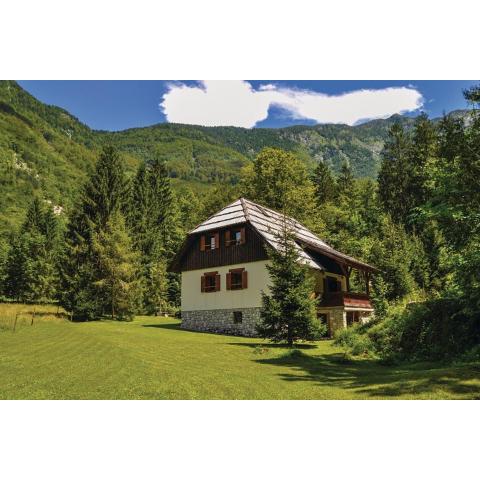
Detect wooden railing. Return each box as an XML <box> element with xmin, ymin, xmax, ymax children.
<box><xmin>319</xmin><ymin>291</ymin><xmax>373</xmax><ymax>309</ymax></box>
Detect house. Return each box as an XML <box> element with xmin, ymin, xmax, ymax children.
<box><xmin>168</xmin><ymin>198</ymin><xmax>378</xmax><ymax>337</ymax></box>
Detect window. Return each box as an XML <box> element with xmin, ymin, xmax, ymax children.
<box><xmin>200</xmin><ymin>232</ymin><xmax>219</xmax><ymax>251</ymax></box>
<box><xmin>227</xmin><ymin>268</ymin><xmax>248</xmax><ymax>290</ymax></box>
<box><xmin>233</xmin><ymin>311</ymin><xmax>243</xmax><ymax>324</ymax></box>
<box><xmin>225</xmin><ymin>227</ymin><xmax>245</xmax><ymax>246</ymax></box>
<box><xmin>201</xmin><ymin>271</ymin><xmax>220</xmax><ymax>292</ymax></box>
<box><xmin>325</xmin><ymin>276</ymin><xmax>342</xmax><ymax>293</ymax></box>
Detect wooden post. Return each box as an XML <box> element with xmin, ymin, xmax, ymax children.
<box><xmin>13</xmin><ymin>313</ymin><xmax>19</xmax><ymax>333</ymax></box>
<box><xmin>31</xmin><ymin>308</ymin><xmax>36</xmax><ymax>326</ymax></box>
<box><xmin>365</xmin><ymin>272</ymin><xmax>370</xmax><ymax>296</ymax></box>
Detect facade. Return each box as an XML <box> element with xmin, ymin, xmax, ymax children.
<box><xmin>169</xmin><ymin>198</ymin><xmax>378</xmax><ymax>337</ymax></box>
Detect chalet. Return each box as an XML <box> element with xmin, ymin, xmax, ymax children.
<box><xmin>168</xmin><ymin>198</ymin><xmax>378</xmax><ymax>337</ymax></box>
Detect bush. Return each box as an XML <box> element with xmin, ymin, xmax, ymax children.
<box><xmin>363</xmin><ymin>298</ymin><xmax>480</xmax><ymax>361</ymax></box>
<box><xmin>333</xmin><ymin>325</ymin><xmax>374</xmax><ymax>357</ymax></box>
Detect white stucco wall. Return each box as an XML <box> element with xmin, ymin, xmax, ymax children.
<box><xmin>181</xmin><ymin>260</ymin><xmax>271</xmax><ymax>311</ymax></box>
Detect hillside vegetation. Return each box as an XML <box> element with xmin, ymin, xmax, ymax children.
<box><xmin>0</xmin><ymin>80</ymin><xmax>448</xmax><ymax>238</ymax></box>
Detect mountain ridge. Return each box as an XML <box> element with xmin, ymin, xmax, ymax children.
<box><xmin>0</xmin><ymin>80</ymin><xmax>470</xmax><ymax>237</ymax></box>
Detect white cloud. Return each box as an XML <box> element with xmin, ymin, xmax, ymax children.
<box><xmin>160</xmin><ymin>81</ymin><xmax>423</xmax><ymax>128</ymax></box>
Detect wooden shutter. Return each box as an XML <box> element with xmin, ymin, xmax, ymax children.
<box><xmin>200</xmin><ymin>235</ymin><xmax>206</xmax><ymax>251</ymax></box>
<box><xmin>240</xmin><ymin>227</ymin><xmax>246</xmax><ymax>244</ymax></box>
<box><xmin>242</xmin><ymin>270</ymin><xmax>248</xmax><ymax>289</ymax></box>
<box><xmin>226</xmin><ymin>272</ymin><xmax>232</xmax><ymax>290</ymax></box>
<box><xmin>215</xmin><ymin>274</ymin><xmax>221</xmax><ymax>291</ymax></box>
<box><xmin>214</xmin><ymin>232</ymin><xmax>220</xmax><ymax>249</ymax></box>
<box><xmin>201</xmin><ymin>275</ymin><xmax>206</xmax><ymax>292</ymax></box>
<box><xmin>225</xmin><ymin>230</ymin><xmax>231</xmax><ymax>247</ymax></box>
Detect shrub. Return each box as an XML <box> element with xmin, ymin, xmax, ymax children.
<box><xmin>363</xmin><ymin>298</ymin><xmax>480</xmax><ymax>361</ymax></box>
<box><xmin>333</xmin><ymin>326</ymin><xmax>374</xmax><ymax>358</ymax></box>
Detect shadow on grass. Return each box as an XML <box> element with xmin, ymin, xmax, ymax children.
<box><xmin>253</xmin><ymin>349</ymin><xmax>480</xmax><ymax>398</ymax></box>
<box><xmin>227</xmin><ymin>342</ymin><xmax>317</xmax><ymax>350</ymax></box>
<box><xmin>142</xmin><ymin>323</ymin><xmax>182</xmax><ymax>331</ymax></box>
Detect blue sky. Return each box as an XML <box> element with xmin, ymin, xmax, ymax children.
<box><xmin>18</xmin><ymin>80</ymin><xmax>478</xmax><ymax>131</ymax></box>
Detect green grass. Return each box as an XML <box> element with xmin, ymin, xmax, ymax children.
<box><xmin>0</xmin><ymin>307</ymin><xmax>479</xmax><ymax>399</ymax></box>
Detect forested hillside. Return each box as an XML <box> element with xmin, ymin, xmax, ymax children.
<box><xmin>0</xmin><ymin>80</ymin><xmax>468</xmax><ymax>239</ymax></box>
<box><xmin>1</xmin><ymin>80</ymin><xmax>479</xmax><ymax>364</ymax></box>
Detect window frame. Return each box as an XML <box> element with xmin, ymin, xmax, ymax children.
<box><xmin>226</xmin><ymin>267</ymin><xmax>248</xmax><ymax>291</ymax></box>
<box><xmin>201</xmin><ymin>271</ymin><xmax>220</xmax><ymax>293</ymax></box>
<box><xmin>225</xmin><ymin>227</ymin><xmax>245</xmax><ymax>247</ymax></box>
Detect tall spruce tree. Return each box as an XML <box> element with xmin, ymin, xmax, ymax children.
<box><xmin>378</xmin><ymin>123</ymin><xmax>412</xmax><ymax>224</ymax></box>
<box><xmin>92</xmin><ymin>211</ymin><xmax>139</xmax><ymax>320</ymax></box>
<box><xmin>337</xmin><ymin>160</ymin><xmax>355</xmax><ymax>198</ymax></box>
<box><xmin>127</xmin><ymin>157</ymin><xmax>177</xmax><ymax>314</ymax></box>
<box><xmin>4</xmin><ymin>198</ymin><xmax>59</xmax><ymax>302</ymax></box>
<box><xmin>256</xmin><ymin>217</ymin><xmax>324</xmax><ymax>347</ymax></box>
<box><xmin>312</xmin><ymin>161</ymin><xmax>336</xmax><ymax>205</ymax></box>
<box><xmin>59</xmin><ymin>145</ymin><xmax>132</xmax><ymax>320</ymax></box>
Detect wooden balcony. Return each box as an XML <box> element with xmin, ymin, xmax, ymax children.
<box><xmin>319</xmin><ymin>291</ymin><xmax>373</xmax><ymax>309</ymax></box>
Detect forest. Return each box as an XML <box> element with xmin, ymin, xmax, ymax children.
<box><xmin>0</xmin><ymin>83</ymin><xmax>479</xmax><ymax>364</ymax></box>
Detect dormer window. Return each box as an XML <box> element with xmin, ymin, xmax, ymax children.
<box><xmin>225</xmin><ymin>227</ymin><xmax>245</xmax><ymax>246</ymax></box>
<box><xmin>200</xmin><ymin>232</ymin><xmax>219</xmax><ymax>251</ymax></box>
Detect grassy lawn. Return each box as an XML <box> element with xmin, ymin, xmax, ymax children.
<box><xmin>0</xmin><ymin>305</ymin><xmax>479</xmax><ymax>399</ymax></box>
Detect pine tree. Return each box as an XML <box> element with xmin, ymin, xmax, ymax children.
<box><xmin>378</xmin><ymin>123</ymin><xmax>412</xmax><ymax>224</ymax></box>
<box><xmin>92</xmin><ymin>211</ymin><xmax>139</xmax><ymax>320</ymax></box>
<box><xmin>4</xmin><ymin>198</ymin><xmax>59</xmax><ymax>302</ymax></box>
<box><xmin>312</xmin><ymin>161</ymin><xmax>336</xmax><ymax>205</ymax></box>
<box><xmin>59</xmin><ymin>145</ymin><xmax>130</xmax><ymax>320</ymax></box>
<box><xmin>337</xmin><ymin>160</ymin><xmax>355</xmax><ymax>198</ymax></box>
<box><xmin>256</xmin><ymin>217</ymin><xmax>324</xmax><ymax>347</ymax></box>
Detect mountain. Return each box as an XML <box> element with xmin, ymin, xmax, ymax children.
<box><xmin>0</xmin><ymin>80</ymin><xmax>468</xmax><ymax>238</ymax></box>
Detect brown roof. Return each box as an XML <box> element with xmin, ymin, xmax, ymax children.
<box><xmin>174</xmin><ymin>198</ymin><xmax>378</xmax><ymax>273</ymax></box>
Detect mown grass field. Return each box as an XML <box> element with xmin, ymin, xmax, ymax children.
<box><xmin>0</xmin><ymin>304</ymin><xmax>479</xmax><ymax>399</ymax></box>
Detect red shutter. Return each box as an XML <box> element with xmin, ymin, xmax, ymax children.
<box><xmin>201</xmin><ymin>275</ymin><xmax>206</xmax><ymax>292</ymax></box>
<box><xmin>240</xmin><ymin>227</ymin><xmax>246</xmax><ymax>244</ymax></box>
<box><xmin>226</xmin><ymin>272</ymin><xmax>232</xmax><ymax>290</ymax></box>
<box><xmin>200</xmin><ymin>235</ymin><xmax>206</xmax><ymax>251</ymax></box>
<box><xmin>225</xmin><ymin>230</ymin><xmax>231</xmax><ymax>247</ymax></box>
<box><xmin>215</xmin><ymin>274</ymin><xmax>221</xmax><ymax>291</ymax></box>
<box><xmin>242</xmin><ymin>270</ymin><xmax>248</xmax><ymax>289</ymax></box>
<box><xmin>214</xmin><ymin>232</ymin><xmax>220</xmax><ymax>249</ymax></box>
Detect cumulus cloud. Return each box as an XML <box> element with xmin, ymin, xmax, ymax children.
<box><xmin>160</xmin><ymin>80</ymin><xmax>423</xmax><ymax>128</ymax></box>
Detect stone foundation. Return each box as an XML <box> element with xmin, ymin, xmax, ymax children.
<box><xmin>181</xmin><ymin>307</ymin><xmax>262</xmax><ymax>337</ymax></box>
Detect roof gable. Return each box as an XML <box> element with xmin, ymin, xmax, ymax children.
<box><xmin>182</xmin><ymin>198</ymin><xmax>377</xmax><ymax>273</ymax></box>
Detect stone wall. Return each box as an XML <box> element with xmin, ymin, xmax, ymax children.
<box><xmin>329</xmin><ymin>308</ymin><xmax>346</xmax><ymax>335</ymax></box>
<box><xmin>181</xmin><ymin>307</ymin><xmax>262</xmax><ymax>336</ymax></box>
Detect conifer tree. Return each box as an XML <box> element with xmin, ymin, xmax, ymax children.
<box><xmin>312</xmin><ymin>161</ymin><xmax>336</xmax><ymax>205</ymax></box>
<box><xmin>337</xmin><ymin>159</ymin><xmax>355</xmax><ymax>198</ymax></box>
<box><xmin>256</xmin><ymin>217</ymin><xmax>324</xmax><ymax>347</ymax></box>
<box><xmin>378</xmin><ymin>123</ymin><xmax>411</xmax><ymax>224</ymax></box>
<box><xmin>4</xmin><ymin>198</ymin><xmax>59</xmax><ymax>302</ymax></box>
<box><xmin>92</xmin><ymin>211</ymin><xmax>139</xmax><ymax>320</ymax></box>
<box><xmin>60</xmin><ymin>145</ymin><xmax>131</xmax><ymax>320</ymax></box>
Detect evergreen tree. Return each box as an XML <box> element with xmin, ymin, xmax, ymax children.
<box><xmin>312</xmin><ymin>161</ymin><xmax>336</xmax><ymax>205</ymax></box>
<box><xmin>127</xmin><ymin>157</ymin><xmax>178</xmax><ymax>314</ymax></box>
<box><xmin>337</xmin><ymin>160</ymin><xmax>355</xmax><ymax>198</ymax></box>
<box><xmin>256</xmin><ymin>217</ymin><xmax>324</xmax><ymax>347</ymax></box>
<box><xmin>378</xmin><ymin>123</ymin><xmax>411</xmax><ymax>224</ymax></box>
<box><xmin>92</xmin><ymin>211</ymin><xmax>139</xmax><ymax>320</ymax></box>
<box><xmin>4</xmin><ymin>198</ymin><xmax>59</xmax><ymax>302</ymax></box>
<box><xmin>59</xmin><ymin>145</ymin><xmax>130</xmax><ymax>320</ymax></box>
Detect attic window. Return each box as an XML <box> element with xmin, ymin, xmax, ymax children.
<box><xmin>225</xmin><ymin>227</ymin><xmax>245</xmax><ymax>246</ymax></box>
<box><xmin>200</xmin><ymin>232</ymin><xmax>219</xmax><ymax>251</ymax></box>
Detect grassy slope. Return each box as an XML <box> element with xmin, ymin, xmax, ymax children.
<box><xmin>0</xmin><ymin>308</ymin><xmax>478</xmax><ymax>400</ymax></box>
